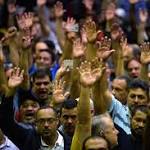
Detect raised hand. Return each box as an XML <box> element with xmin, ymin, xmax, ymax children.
<box><xmin>54</xmin><ymin>1</ymin><xmax>65</xmax><ymax>18</ymax></box>
<box><xmin>96</xmin><ymin>36</ymin><xmax>115</xmax><ymax>61</ymax></box>
<box><xmin>140</xmin><ymin>42</ymin><xmax>150</xmax><ymax>64</ymax></box>
<box><xmin>82</xmin><ymin>0</ymin><xmax>94</xmax><ymax>12</ymax></box>
<box><xmin>78</xmin><ymin>60</ymin><xmax>102</xmax><ymax>87</ymax></box>
<box><xmin>52</xmin><ymin>79</ymin><xmax>69</xmax><ymax>104</ymax></box>
<box><xmin>129</xmin><ymin>0</ymin><xmax>139</xmax><ymax>4</ymax></box>
<box><xmin>0</xmin><ymin>26</ymin><xmax>17</xmax><ymax>44</ymax></box>
<box><xmin>22</xmin><ymin>35</ymin><xmax>33</xmax><ymax>49</ymax></box>
<box><xmin>8</xmin><ymin>67</ymin><xmax>24</xmax><ymax>88</ymax></box>
<box><xmin>63</xmin><ymin>17</ymin><xmax>78</xmax><ymax>40</ymax></box>
<box><xmin>17</xmin><ymin>12</ymin><xmax>34</xmax><ymax>31</ymax></box>
<box><xmin>7</xmin><ymin>3</ymin><xmax>16</xmax><ymax>14</ymax></box>
<box><xmin>84</xmin><ymin>19</ymin><xmax>97</xmax><ymax>42</ymax></box>
<box><xmin>139</xmin><ymin>9</ymin><xmax>148</xmax><ymax>23</ymax></box>
<box><xmin>91</xmin><ymin>57</ymin><xmax>105</xmax><ymax>81</ymax></box>
<box><xmin>72</xmin><ymin>38</ymin><xmax>86</xmax><ymax>58</ymax></box>
<box><xmin>80</xmin><ymin>27</ymin><xmax>88</xmax><ymax>44</ymax></box>
<box><xmin>63</xmin><ymin>17</ymin><xmax>76</xmax><ymax>32</ymax></box>
<box><xmin>110</xmin><ymin>23</ymin><xmax>123</xmax><ymax>41</ymax></box>
<box><xmin>120</xmin><ymin>37</ymin><xmax>132</xmax><ymax>61</ymax></box>
<box><xmin>37</xmin><ymin>0</ymin><xmax>47</xmax><ymax>7</ymax></box>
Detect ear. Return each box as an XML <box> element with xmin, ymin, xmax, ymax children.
<box><xmin>99</xmin><ymin>130</ymin><xmax>104</xmax><ymax>137</ymax></box>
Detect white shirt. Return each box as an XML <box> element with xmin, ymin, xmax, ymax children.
<box><xmin>0</xmin><ymin>136</ymin><xmax>19</xmax><ymax>150</ymax></box>
<box><xmin>40</xmin><ymin>131</ymin><xmax>64</xmax><ymax>150</ymax></box>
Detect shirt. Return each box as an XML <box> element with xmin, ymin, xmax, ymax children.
<box><xmin>109</xmin><ymin>95</ymin><xmax>131</xmax><ymax>135</ymax></box>
<box><xmin>0</xmin><ymin>136</ymin><xmax>19</xmax><ymax>150</ymax></box>
<box><xmin>40</xmin><ymin>132</ymin><xmax>64</xmax><ymax>150</ymax></box>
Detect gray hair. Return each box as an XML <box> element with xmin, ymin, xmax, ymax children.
<box><xmin>92</xmin><ymin>112</ymin><xmax>111</xmax><ymax>136</ymax></box>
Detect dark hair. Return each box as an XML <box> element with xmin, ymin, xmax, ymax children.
<box><xmin>131</xmin><ymin>105</ymin><xmax>148</xmax><ymax>117</ymax></box>
<box><xmin>128</xmin><ymin>79</ymin><xmax>149</xmax><ymax>100</ymax></box>
<box><xmin>30</xmin><ymin>68</ymin><xmax>52</xmax><ymax>84</ymax></box>
<box><xmin>125</xmin><ymin>58</ymin><xmax>141</xmax><ymax>71</ymax></box>
<box><xmin>36</xmin><ymin>106</ymin><xmax>58</xmax><ymax>119</ymax></box>
<box><xmin>82</xmin><ymin>135</ymin><xmax>109</xmax><ymax>150</ymax></box>
<box><xmin>60</xmin><ymin>99</ymin><xmax>78</xmax><ymax>116</ymax></box>
<box><xmin>115</xmin><ymin>75</ymin><xmax>131</xmax><ymax>89</ymax></box>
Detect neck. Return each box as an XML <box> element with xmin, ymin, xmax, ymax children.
<box><xmin>42</xmin><ymin>132</ymin><xmax>58</xmax><ymax>147</ymax></box>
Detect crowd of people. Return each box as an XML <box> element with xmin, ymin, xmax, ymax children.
<box><xmin>0</xmin><ymin>0</ymin><xmax>150</xmax><ymax>150</ymax></box>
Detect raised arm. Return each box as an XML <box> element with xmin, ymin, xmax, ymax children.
<box><xmin>71</xmin><ymin>60</ymin><xmax>102</xmax><ymax>150</ymax></box>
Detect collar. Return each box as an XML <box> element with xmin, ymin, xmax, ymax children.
<box><xmin>41</xmin><ymin>131</ymin><xmax>64</xmax><ymax>149</ymax></box>
<box><xmin>0</xmin><ymin>136</ymin><xmax>10</xmax><ymax>149</ymax></box>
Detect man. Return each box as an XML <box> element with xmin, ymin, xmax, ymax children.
<box><xmin>36</xmin><ymin>106</ymin><xmax>64</xmax><ymax>150</ymax></box>
<box><xmin>130</xmin><ymin>105</ymin><xmax>148</xmax><ymax>150</ymax></box>
<box><xmin>59</xmin><ymin>99</ymin><xmax>78</xmax><ymax>150</ymax></box>
<box><xmin>127</xmin><ymin>79</ymin><xmax>149</xmax><ymax>111</ymax></box>
<box><xmin>126</xmin><ymin>58</ymin><xmax>141</xmax><ymax>79</ymax></box>
<box><xmin>111</xmin><ymin>76</ymin><xmax>130</xmax><ymax>105</ymax></box>
<box><xmin>30</xmin><ymin>68</ymin><xmax>52</xmax><ymax>106</ymax></box>
<box><xmin>82</xmin><ymin>136</ymin><xmax>109</xmax><ymax>150</ymax></box>
<box><xmin>92</xmin><ymin>113</ymin><xmax>119</xmax><ymax>150</ymax></box>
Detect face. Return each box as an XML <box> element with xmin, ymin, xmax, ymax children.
<box><xmin>127</xmin><ymin>60</ymin><xmax>141</xmax><ymax>78</ymax></box>
<box><xmin>36</xmin><ymin>108</ymin><xmax>58</xmax><ymax>138</ymax></box>
<box><xmin>32</xmin><ymin>76</ymin><xmax>51</xmax><ymax>101</ymax></box>
<box><xmin>112</xmin><ymin>79</ymin><xmax>128</xmax><ymax>104</ymax></box>
<box><xmin>103</xmin><ymin>118</ymin><xmax>118</xmax><ymax>148</ymax></box>
<box><xmin>36</xmin><ymin>51</ymin><xmax>52</xmax><ymax>69</ymax></box>
<box><xmin>127</xmin><ymin>88</ymin><xmax>148</xmax><ymax>109</ymax></box>
<box><xmin>61</xmin><ymin>108</ymin><xmax>78</xmax><ymax>136</ymax></box>
<box><xmin>85</xmin><ymin>137</ymin><xmax>108</xmax><ymax>150</ymax></box>
<box><xmin>131</xmin><ymin>110</ymin><xmax>147</xmax><ymax>137</ymax></box>
<box><xmin>20</xmin><ymin>100</ymin><xmax>40</xmax><ymax>124</ymax></box>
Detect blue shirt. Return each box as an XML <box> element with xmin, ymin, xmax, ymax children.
<box><xmin>109</xmin><ymin>95</ymin><xmax>131</xmax><ymax>135</ymax></box>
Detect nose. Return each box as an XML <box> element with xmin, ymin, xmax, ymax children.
<box><xmin>44</xmin><ymin>121</ymin><xmax>49</xmax><ymax>127</ymax></box>
<box><xmin>139</xmin><ymin>122</ymin><xmax>144</xmax><ymax>128</ymax></box>
<box><xmin>67</xmin><ymin>118</ymin><xmax>73</xmax><ymax>124</ymax></box>
<box><xmin>112</xmin><ymin>89</ymin><xmax>115</xmax><ymax>95</ymax></box>
<box><xmin>26</xmin><ymin>106</ymin><xmax>33</xmax><ymax>111</ymax></box>
<box><xmin>115</xmin><ymin>128</ymin><xmax>119</xmax><ymax>135</ymax></box>
<box><xmin>134</xmin><ymin>96</ymin><xmax>138</xmax><ymax>104</ymax></box>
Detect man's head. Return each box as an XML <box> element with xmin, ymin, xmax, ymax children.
<box><xmin>35</xmin><ymin>48</ymin><xmax>55</xmax><ymax>69</ymax></box>
<box><xmin>92</xmin><ymin>113</ymin><xmax>118</xmax><ymax>148</ymax></box>
<box><xmin>83</xmin><ymin>136</ymin><xmax>109</xmax><ymax>150</ymax></box>
<box><xmin>20</xmin><ymin>99</ymin><xmax>40</xmax><ymax>124</ymax></box>
<box><xmin>126</xmin><ymin>58</ymin><xmax>141</xmax><ymax>78</ymax></box>
<box><xmin>111</xmin><ymin>76</ymin><xmax>130</xmax><ymax>104</ymax></box>
<box><xmin>131</xmin><ymin>105</ymin><xmax>148</xmax><ymax>139</ymax></box>
<box><xmin>35</xmin><ymin>106</ymin><xmax>59</xmax><ymax>138</ymax></box>
<box><xmin>60</xmin><ymin>99</ymin><xmax>78</xmax><ymax>136</ymax></box>
<box><xmin>31</xmin><ymin>69</ymin><xmax>52</xmax><ymax>104</ymax></box>
<box><xmin>127</xmin><ymin>79</ymin><xmax>149</xmax><ymax>110</ymax></box>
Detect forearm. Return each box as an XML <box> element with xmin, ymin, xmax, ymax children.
<box><xmin>93</xmin><ymin>78</ymin><xmax>107</xmax><ymax>115</ymax></box>
<box><xmin>86</xmin><ymin>42</ymin><xmax>96</xmax><ymax>61</ymax></box>
<box><xmin>61</xmin><ymin>39</ymin><xmax>73</xmax><ymax>60</ymax></box>
<box><xmin>19</xmin><ymin>49</ymin><xmax>30</xmax><ymax>90</ymax></box>
<box><xmin>140</xmin><ymin>64</ymin><xmax>149</xmax><ymax>82</ymax></box>
<box><xmin>56</xmin><ymin>18</ymin><xmax>65</xmax><ymax>49</ymax></box>
<box><xmin>38</xmin><ymin>6</ymin><xmax>50</xmax><ymax>37</ymax></box>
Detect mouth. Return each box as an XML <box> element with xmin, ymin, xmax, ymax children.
<box><xmin>24</xmin><ymin>112</ymin><xmax>34</xmax><ymax>119</ymax></box>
